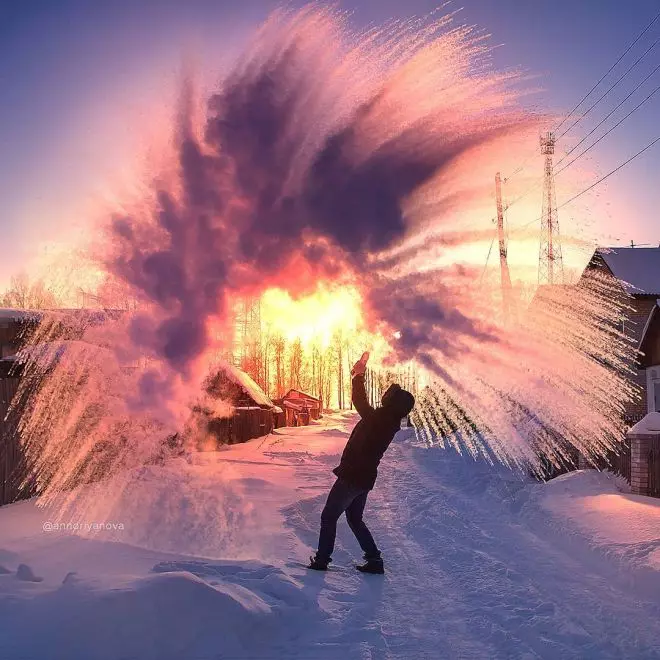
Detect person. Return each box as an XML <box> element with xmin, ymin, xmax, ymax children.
<box><xmin>308</xmin><ymin>353</ymin><xmax>415</xmax><ymax>574</ymax></box>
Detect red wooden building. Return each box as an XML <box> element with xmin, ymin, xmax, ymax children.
<box><xmin>273</xmin><ymin>390</ymin><xmax>322</xmax><ymax>427</ymax></box>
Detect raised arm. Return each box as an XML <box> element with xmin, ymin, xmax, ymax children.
<box><xmin>352</xmin><ymin>373</ymin><xmax>375</xmax><ymax>419</ymax></box>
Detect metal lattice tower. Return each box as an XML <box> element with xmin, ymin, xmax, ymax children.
<box><xmin>495</xmin><ymin>172</ymin><xmax>513</xmax><ymax>320</ymax></box>
<box><xmin>233</xmin><ymin>297</ymin><xmax>261</xmax><ymax>366</ymax></box>
<box><xmin>538</xmin><ymin>132</ymin><xmax>564</xmax><ymax>285</ymax></box>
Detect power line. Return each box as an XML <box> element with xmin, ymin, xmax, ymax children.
<box><xmin>503</xmin><ymin>154</ymin><xmax>535</xmax><ymax>182</ymax></box>
<box><xmin>556</xmin><ymin>80</ymin><xmax>660</xmax><ymax>176</ymax></box>
<box><xmin>558</xmin><ymin>35</ymin><xmax>660</xmax><ymax>139</ymax></box>
<box><xmin>503</xmin><ymin>10</ymin><xmax>660</xmax><ymax>186</ymax></box>
<box><xmin>513</xmin><ymin>132</ymin><xmax>660</xmax><ymax>233</ymax></box>
<box><xmin>559</xmin><ymin>134</ymin><xmax>660</xmax><ymax>206</ymax></box>
<box><xmin>504</xmin><ymin>181</ymin><xmax>542</xmax><ymax>211</ymax></box>
<box><xmin>505</xmin><ymin>69</ymin><xmax>659</xmax><ymax>210</ymax></box>
<box><xmin>555</xmin><ymin>60</ymin><xmax>660</xmax><ymax>167</ymax></box>
<box><xmin>480</xmin><ymin>230</ymin><xmax>496</xmax><ymax>284</ymax></box>
<box><xmin>554</xmin><ymin>9</ymin><xmax>660</xmax><ymax>134</ymax></box>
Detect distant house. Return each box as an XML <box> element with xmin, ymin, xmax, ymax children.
<box><xmin>580</xmin><ymin>247</ymin><xmax>660</xmax><ymax>423</ymax></box>
<box><xmin>0</xmin><ymin>309</ymin><xmax>40</xmax><ymax>359</ymax></box>
<box><xmin>0</xmin><ymin>310</ymin><xmax>39</xmax><ymax>505</ymax></box>
<box><xmin>201</xmin><ymin>363</ymin><xmax>282</xmax><ymax>445</ymax></box>
<box><xmin>274</xmin><ymin>390</ymin><xmax>322</xmax><ymax>427</ymax></box>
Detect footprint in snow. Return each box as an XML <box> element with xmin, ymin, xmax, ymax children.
<box><xmin>62</xmin><ymin>571</ymin><xmax>78</xmax><ymax>585</ymax></box>
<box><xmin>16</xmin><ymin>564</ymin><xmax>43</xmax><ymax>582</ymax></box>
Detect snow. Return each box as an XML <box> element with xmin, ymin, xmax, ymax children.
<box><xmin>540</xmin><ymin>470</ymin><xmax>660</xmax><ymax>569</ymax></box>
<box><xmin>629</xmin><ymin>411</ymin><xmax>660</xmax><ymax>433</ymax></box>
<box><xmin>597</xmin><ymin>247</ymin><xmax>660</xmax><ymax>296</ymax></box>
<box><xmin>0</xmin><ymin>308</ymin><xmax>123</xmax><ymax>325</ymax></box>
<box><xmin>2</xmin><ymin>414</ymin><xmax>660</xmax><ymax>658</ymax></box>
<box><xmin>220</xmin><ymin>361</ymin><xmax>276</xmax><ymax>408</ymax></box>
<box><xmin>0</xmin><ymin>308</ymin><xmax>42</xmax><ymax>322</ymax></box>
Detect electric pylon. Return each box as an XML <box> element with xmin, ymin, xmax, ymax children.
<box><xmin>495</xmin><ymin>172</ymin><xmax>513</xmax><ymax>320</ymax></box>
<box><xmin>538</xmin><ymin>132</ymin><xmax>564</xmax><ymax>285</ymax></box>
<box><xmin>233</xmin><ymin>297</ymin><xmax>262</xmax><ymax>367</ymax></box>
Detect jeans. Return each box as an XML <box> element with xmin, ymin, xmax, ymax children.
<box><xmin>316</xmin><ymin>478</ymin><xmax>380</xmax><ymax>563</ymax></box>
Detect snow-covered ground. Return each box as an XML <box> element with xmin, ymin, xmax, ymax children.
<box><xmin>2</xmin><ymin>412</ymin><xmax>660</xmax><ymax>659</ymax></box>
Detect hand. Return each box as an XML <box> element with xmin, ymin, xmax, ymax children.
<box><xmin>351</xmin><ymin>352</ymin><xmax>369</xmax><ymax>377</ymax></box>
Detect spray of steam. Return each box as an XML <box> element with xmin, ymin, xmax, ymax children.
<box><xmin>11</xmin><ymin>7</ymin><xmax>634</xmax><ymax>526</ymax></box>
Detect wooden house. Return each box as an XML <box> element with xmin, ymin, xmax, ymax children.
<box><xmin>273</xmin><ymin>398</ymin><xmax>306</xmax><ymax>427</ymax></box>
<box><xmin>580</xmin><ymin>247</ymin><xmax>660</xmax><ymax>424</ymax></box>
<box><xmin>273</xmin><ymin>390</ymin><xmax>322</xmax><ymax>427</ymax></box>
<box><xmin>0</xmin><ymin>310</ymin><xmax>40</xmax><ymax>504</ymax></box>
<box><xmin>201</xmin><ymin>363</ymin><xmax>282</xmax><ymax>446</ymax></box>
<box><xmin>0</xmin><ymin>308</ymin><xmax>40</xmax><ymax>359</ymax></box>
<box><xmin>283</xmin><ymin>390</ymin><xmax>322</xmax><ymax>418</ymax></box>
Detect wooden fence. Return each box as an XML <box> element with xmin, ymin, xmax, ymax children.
<box><xmin>606</xmin><ymin>438</ymin><xmax>631</xmax><ymax>483</ymax></box>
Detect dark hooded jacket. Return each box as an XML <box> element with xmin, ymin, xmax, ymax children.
<box><xmin>333</xmin><ymin>374</ymin><xmax>415</xmax><ymax>490</ymax></box>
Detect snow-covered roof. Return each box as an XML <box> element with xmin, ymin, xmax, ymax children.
<box><xmin>283</xmin><ymin>389</ymin><xmax>321</xmax><ymax>403</ymax></box>
<box><xmin>0</xmin><ymin>308</ymin><xmax>42</xmax><ymax>322</ymax></box>
<box><xmin>629</xmin><ymin>412</ymin><xmax>660</xmax><ymax>434</ymax></box>
<box><xmin>13</xmin><ymin>341</ymin><xmax>74</xmax><ymax>368</ymax></box>
<box><xmin>595</xmin><ymin>247</ymin><xmax>660</xmax><ymax>295</ymax></box>
<box><xmin>7</xmin><ymin>340</ymin><xmax>132</xmax><ymax>372</ymax></box>
<box><xmin>0</xmin><ymin>308</ymin><xmax>124</xmax><ymax>325</ymax></box>
<box><xmin>279</xmin><ymin>399</ymin><xmax>305</xmax><ymax>411</ymax></box>
<box><xmin>221</xmin><ymin>362</ymin><xmax>275</xmax><ymax>409</ymax></box>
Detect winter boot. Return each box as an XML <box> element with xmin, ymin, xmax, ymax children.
<box><xmin>355</xmin><ymin>557</ymin><xmax>384</xmax><ymax>574</ymax></box>
<box><xmin>308</xmin><ymin>555</ymin><xmax>331</xmax><ymax>571</ymax></box>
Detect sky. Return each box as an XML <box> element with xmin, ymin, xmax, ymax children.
<box><xmin>1</xmin><ymin>0</ymin><xmax>659</xmax><ymax>289</ymax></box>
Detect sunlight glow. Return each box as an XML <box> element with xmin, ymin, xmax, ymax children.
<box><xmin>260</xmin><ymin>284</ymin><xmax>363</xmax><ymax>348</ymax></box>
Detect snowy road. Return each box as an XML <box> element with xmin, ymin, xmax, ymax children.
<box><xmin>280</xmin><ymin>421</ymin><xmax>660</xmax><ymax>659</ymax></box>
<box><xmin>1</xmin><ymin>413</ymin><xmax>660</xmax><ymax>659</ymax></box>
<box><xmin>374</xmin><ymin>443</ymin><xmax>660</xmax><ymax>658</ymax></box>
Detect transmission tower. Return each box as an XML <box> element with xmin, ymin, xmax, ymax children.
<box><xmin>538</xmin><ymin>132</ymin><xmax>564</xmax><ymax>285</ymax></box>
<box><xmin>233</xmin><ymin>297</ymin><xmax>262</xmax><ymax>367</ymax></box>
<box><xmin>495</xmin><ymin>172</ymin><xmax>514</xmax><ymax>320</ymax></box>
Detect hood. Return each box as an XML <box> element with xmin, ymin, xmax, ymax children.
<box><xmin>382</xmin><ymin>384</ymin><xmax>415</xmax><ymax>418</ymax></box>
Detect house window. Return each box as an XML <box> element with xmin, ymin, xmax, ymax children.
<box><xmin>649</xmin><ymin>367</ymin><xmax>660</xmax><ymax>413</ymax></box>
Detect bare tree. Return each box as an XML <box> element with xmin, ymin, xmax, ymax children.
<box><xmin>335</xmin><ymin>331</ymin><xmax>344</xmax><ymax>409</ymax></box>
<box><xmin>288</xmin><ymin>339</ymin><xmax>303</xmax><ymax>391</ymax></box>
<box><xmin>272</xmin><ymin>333</ymin><xmax>286</xmax><ymax>398</ymax></box>
<box><xmin>0</xmin><ymin>273</ymin><xmax>59</xmax><ymax>309</ymax></box>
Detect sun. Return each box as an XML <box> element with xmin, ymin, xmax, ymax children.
<box><xmin>260</xmin><ymin>284</ymin><xmax>363</xmax><ymax>349</ymax></box>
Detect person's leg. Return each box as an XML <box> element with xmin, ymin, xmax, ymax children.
<box><xmin>345</xmin><ymin>490</ymin><xmax>380</xmax><ymax>560</ymax></box>
<box><xmin>315</xmin><ymin>479</ymin><xmax>359</xmax><ymax>564</ymax></box>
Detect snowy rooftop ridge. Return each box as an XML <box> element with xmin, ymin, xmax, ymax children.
<box><xmin>629</xmin><ymin>412</ymin><xmax>660</xmax><ymax>434</ymax></box>
<box><xmin>215</xmin><ymin>360</ymin><xmax>275</xmax><ymax>409</ymax></box>
<box><xmin>596</xmin><ymin>247</ymin><xmax>660</xmax><ymax>296</ymax></box>
<box><xmin>0</xmin><ymin>308</ymin><xmax>42</xmax><ymax>322</ymax></box>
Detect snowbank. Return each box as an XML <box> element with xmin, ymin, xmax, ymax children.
<box><xmin>539</xmin><ymin>469</ymin><xmax>660</xmax><ymax>570</ymax></box>
<box><xmin>2</xmin><ymin>413</ymin><xmax>660</xmax><ymax>658</ymax></box>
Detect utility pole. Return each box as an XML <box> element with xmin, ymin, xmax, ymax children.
<box><xmin>538</xmin><ymin>132</ymin><xmax>564</xmax><ymax>285</ymax></box>
<box><xmin>495</xmin><ymin>172</ymin><xmax>513</xmax><ymax>320</ymax></box>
